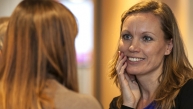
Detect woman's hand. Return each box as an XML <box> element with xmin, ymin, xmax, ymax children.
<box><xmin>116</xmin><ymin>51</ymin><xmax>141</xmax><ymax>108</ymax></box>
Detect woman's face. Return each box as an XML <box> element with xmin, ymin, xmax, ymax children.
<box><xmin>119</xmin><ymin>12</ymin><xmax>172</xmax><ymax>76</ymax></box>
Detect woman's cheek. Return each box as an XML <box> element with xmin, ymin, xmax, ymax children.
<box><xmin>118</xmin><ymin>41</ymin><xmax>125</xmax><ymax>52</ymax></box>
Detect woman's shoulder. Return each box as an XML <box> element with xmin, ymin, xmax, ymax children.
<box><xmin>175</xmin><ymin>79</ymin><xmax>193</xmax><ymax>108</ymax></box>
<box><xmin>45</xmin><ymin>79</ymin><xmax>103</xmax><ymax>109</ymax></box>
<box><xmin>185</xmin><ymin>79</ymin><xmax>193</xmax><ymax>86</ymax></box>
<box><xmin>179</xmin><ymin>79</ymin><xmax>193</xmax><ymax>94</ymax></box>
<box><xmin>109</xmin><ymin>96</ymin><xmax>120</xmax><ymax>109</ymax></box>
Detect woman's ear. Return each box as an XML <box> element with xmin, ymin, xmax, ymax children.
<box><xmin>165</xmin><ymin>39</ymin><xmax>173</xmax><ymax>55</ymax></box>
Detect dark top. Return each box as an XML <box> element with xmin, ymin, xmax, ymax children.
<box><xmin>109</xmin><ymin>79</ymin><xmax>193</xmax><ymax>109</ymax></box>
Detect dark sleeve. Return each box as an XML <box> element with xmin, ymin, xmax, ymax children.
<box><xmin>109</xmin><ymin>96</ymin><xmax>119</xmax><ymax>109</ymax></box>
<box><xmin>121</xmin><ymin>105</ymin><xmax>134</xmax><ymax>109</ymax></box>
<box><xmin>109</xmin><ymin>96</ymin><xmax>134</xmax><ymax>109</ymax></box>
<box><xmin>175</xmin><ymin>79</ymin><xmax>193</xmax><ymax>109</ymax></box>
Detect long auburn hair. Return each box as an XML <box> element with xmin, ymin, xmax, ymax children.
<box><xmin>109</xmin><ymin>0</ymin><xmax>193</xmax><ymax>109</ymax></box>
<box><xmin>0</xmin><ymin>0</ymin><xmax>78</xmax><ymax>109</ymax></box>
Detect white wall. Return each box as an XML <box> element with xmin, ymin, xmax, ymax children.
<box><xmin>0</xmin><ymin>0</ymin><xmax>21</xmax><ymax>17</ymax></box>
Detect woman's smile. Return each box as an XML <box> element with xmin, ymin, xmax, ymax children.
<box><xmin>128</xmin><ymin>57</ymin><xmax>144</xmax><ymax>62</ymax></box>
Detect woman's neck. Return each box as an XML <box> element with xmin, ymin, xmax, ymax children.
<box><xmin>135</xmin><ymin>73</ymin><xmax>160</xmax><ymax>108</ymax></box>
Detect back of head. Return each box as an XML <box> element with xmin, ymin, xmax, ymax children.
<box><xmin>0</xmin><ymin>0</ymin><xmax>78</xmax><ymax>109</ymax></box>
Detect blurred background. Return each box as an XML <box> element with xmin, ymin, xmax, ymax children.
<box><xmin>0</xmin><ymin>0</ymin><xmax>192</xmax><ymax>109</ymax></box>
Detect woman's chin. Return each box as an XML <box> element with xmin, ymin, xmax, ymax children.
<box><xmin>126</xmin><ymin>68</ymin><xmax>141</xmax><ymax>75</ymax></box>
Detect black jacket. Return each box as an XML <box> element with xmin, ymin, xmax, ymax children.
<box><xmin>109</xmin><ymin>79</ymin><xmax>193</xmax><ymax>109</ymax></box>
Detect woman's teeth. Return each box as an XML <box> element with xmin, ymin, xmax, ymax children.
<box><xmin>128</xmin><ymin>57</ymin><xmax>143</xmax><ymax>62</ymax></box>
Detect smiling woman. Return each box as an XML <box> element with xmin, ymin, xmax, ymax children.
<box><xmin>119</xmin><ymin>12</ymin><xmax>172</xmax><ymax>76</ymax></box>
<box><xmin>109</xmin><ymin>0</ymin><xmax>193</xmax><ymax>109</ymax></box>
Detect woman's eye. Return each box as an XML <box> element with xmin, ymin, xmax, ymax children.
<box><xmin>122</xmin><ymin>34</ymin><xmax>132</xmax><ymax>40</ymax></box>
<box><xmin>143</xmin><ymin>36</ymin><xmax>153</xmax><ymax>42</ymax></box>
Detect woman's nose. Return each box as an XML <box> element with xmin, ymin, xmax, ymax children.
<box><xmin>128</xmin><ymin>40</ymin><xmax>140</xmax><ymax>53</ymax></box>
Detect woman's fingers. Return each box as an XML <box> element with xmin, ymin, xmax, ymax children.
<box><xmin>116</xmin><ymin>51</ymin><xmax>127</xmax><ymax>83</ymax></box>
<box><xmin>118</xmin><ymin>62</ymin><xmax>127</xmax><ymax>83</ymax></box>
<box><xmin>115</xmin><ymin>52</ymin><xmax>141</xmax><ymax>108</ymax></box>
<box><xmin>116</xmin><ymin>57</ymin><xmax>127</xmax><ymax>72</ymax></box>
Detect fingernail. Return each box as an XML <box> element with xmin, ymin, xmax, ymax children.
<box><xmin>119</xmin><ymin>51</ymin><xmax>122</xmax><ymax>56</ymax></box>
